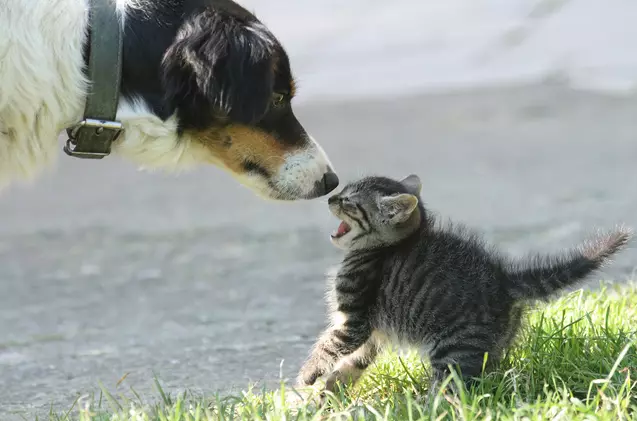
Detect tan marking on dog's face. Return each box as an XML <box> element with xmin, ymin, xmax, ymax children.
<box><xmin>190</xmin><ymin>124</ymin><xmax>293</xmax><ymax>177</ymax></box>
<box><xmin>290</xmin><ymin>79</ymin><xmax>297</xmax><ymax>97</ymax></box>
<box><xmin>184</xmin><ymin>119</ymin><xmax>337</xmax><ymax>200</ymax></box>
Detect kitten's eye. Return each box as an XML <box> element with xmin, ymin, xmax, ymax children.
<box><xmin>341</xmin><ymin>199</ymin><xmax>357</xmax><ymax>212</ymax></box>
<box><xmin>271</xmin><ymin>93</ymin><xmax>285</xmax><ymax>107</ymax></box>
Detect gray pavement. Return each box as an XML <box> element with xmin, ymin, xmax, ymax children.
<box><xmin>1</xmin><ymin>84</ymin><xmax>636</xmax><ymax>419</ymax></box>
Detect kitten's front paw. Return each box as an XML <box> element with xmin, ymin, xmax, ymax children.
<box><xmin>298</xmin><ymin>364</ymin><xmax>324</xmax><ymax>387</ymax></box>
<box><xmin>316</xmin><ymin>371</ymin><xmax>352</xmax><ymax>408</ymax></box>
<box><xmin>324</xmin><ymin>366</ymin><xmax>360</xmax><ymax>394</ymax></box>
<box><xmin>324</xmin><ymin>371</ymin><xmax>341</xmax><ymax>394</ymax></box>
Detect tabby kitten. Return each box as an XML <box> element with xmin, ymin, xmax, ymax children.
<box><xmin>297</xmin><ymin>174</ymin><xmax>630</xmax><ymax>395</ymax></box>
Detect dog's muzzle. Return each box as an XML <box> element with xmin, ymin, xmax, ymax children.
<box><xmin>308</xmin><ymin>169</ymin><xmax>339</xmax><ymax>198</ymax></box>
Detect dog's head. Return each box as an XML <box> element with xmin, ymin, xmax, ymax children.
<box><xmin>157</xmin><ymin>2</ymin><xmax>337</xmax><ymax>200</ymax></box>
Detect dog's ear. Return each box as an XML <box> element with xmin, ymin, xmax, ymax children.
<box><xmin>162</xmin><ymin>10</ymin><xmax>275</xmax><ymax>128</ymax></box>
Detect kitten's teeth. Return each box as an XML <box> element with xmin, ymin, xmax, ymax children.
<box><xmin>336</xmin><ymin>221</ymin><xmax>350</xmax><ymax>236</ymax></box>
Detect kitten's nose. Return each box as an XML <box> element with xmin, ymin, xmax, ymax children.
<box><xmin>328</xmin><ymin>195</ymin><xmax>339</xmax><ymax>205</ymax></box>
<box><xmin>322</xmin><ymin>171</ymin><xmax>339</xmax><ymax>194</ymax></box>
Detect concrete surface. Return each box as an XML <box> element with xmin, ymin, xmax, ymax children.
<box><xmin>1</xmin><ymin>84</ymin><xmax>636</xmax><ymax>419</ymax></box>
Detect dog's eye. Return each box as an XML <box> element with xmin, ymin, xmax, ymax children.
<box><xmin>271</xmin><ymin>93</ymin><xmax>285</xmax><ymax>107</ymax></box>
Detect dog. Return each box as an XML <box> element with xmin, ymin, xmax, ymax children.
<box><xmin>0</xmin><ymin>0</ymin><xmax>339</xmax><ymax>200</ymax></box>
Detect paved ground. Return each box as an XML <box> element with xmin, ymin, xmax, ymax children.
<box><xmin>241</xmin><ymin>0</ymin><xmax>637</xmax><ymax>100</ymax></box>
<box><xmin>1</xmin><ymin>84</ymin><xmax>636</xmax><ymax>419</ymax></box>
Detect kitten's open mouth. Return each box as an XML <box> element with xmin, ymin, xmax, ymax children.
<box><xmin>331</xmin><ymin>221</ymin><xmax>351</xmax><ymax>239</ymax></box>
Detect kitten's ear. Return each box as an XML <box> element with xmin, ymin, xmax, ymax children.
<box><xmin>380</xmin><ymin>194</ymin><xmax>419</xmax><ymax>224</ymax></box>
<box><xmin>400</xmin><ymin>174</ymin><xmax>422</xmax><ymax>196</ymax></box>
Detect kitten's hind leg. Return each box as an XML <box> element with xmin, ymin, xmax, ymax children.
<box><xmin>324</xmin><ymin>338</ymin><xmax>380</xmax><ymax>394</ymax></box>
<box><xmin>428</xmin><ymin>350</ymin><xmax>488</xmax><ymax>399</ymax></box>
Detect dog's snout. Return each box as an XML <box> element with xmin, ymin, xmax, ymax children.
<box><xmin>274</xmin><ymin>144</ymin><xmax>338</xmax><ymax>199</ymax></box>
<box><xmin>322</xmin><ymin>171</ymin><xmax>339</xmax><ymax>194</ymax></box>
<box><xmin>306</xmin><ymin>170</ymin><xmax>339</xmax><ymax>199</ymax></box>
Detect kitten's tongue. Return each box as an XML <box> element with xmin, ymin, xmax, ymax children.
<box><xmin>336</xmin><ymin>221</ymin><xmax>351</xmax><ymax>236</ymax></box>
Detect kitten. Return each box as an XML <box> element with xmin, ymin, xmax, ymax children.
<box><xmin>297</xmin><ymin>174</ymin><xmax>631</xmax><ymax>397</ymax></box>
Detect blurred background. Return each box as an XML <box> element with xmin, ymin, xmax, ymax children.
<box><xmin>1</xmin><ymin>0</ymin><xmax>636</xmax><ymax>417</ymax></box>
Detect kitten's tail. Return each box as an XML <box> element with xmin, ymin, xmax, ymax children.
<box><xmin>504</xmin><ymin>227</ymin><xmax>631</xmax><ymax>301</ymax></box>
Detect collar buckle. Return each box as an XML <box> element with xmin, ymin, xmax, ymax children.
<box><xmin>63</xmin><ymin>0</ymin><xmax>123</xmax><ymax>160</ymax></box>
<box><xmin>64</xmin><ymin>118</ymin><xmax>123</xmax><ymax>159</ymax></box>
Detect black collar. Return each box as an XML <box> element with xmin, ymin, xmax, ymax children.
<box><xmin>64</xmin><ymin>0</ymin><xmax>124</xmax><ymax>159</ymax></box>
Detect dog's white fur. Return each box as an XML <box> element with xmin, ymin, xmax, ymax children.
<box><xmin>0</xmin><ymin>0</ymin><xmax>333</xmax><ymax>198</ymax></box>
<box><xmin>0</xmin><ymin>0</ymin><xmax>197</xmax><ymax>188</ymax></box>
<box><xmin>0</xmin><ymin>0</ymin><xmax>90</xmax><ymax>187</ymax></box>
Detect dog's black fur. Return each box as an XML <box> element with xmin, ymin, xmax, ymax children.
<box><xmin>78</xmin><ymin>0</ymin><xmax>338</xmax><ymax>199</ymax></box>
<box><xmin>1</xmin><ymin>0</ymin><xmax>337</xmax><ymax>197</ymax></box>
<box><xmin>111</xmin><ymin>0</ymin><xmax>318</xmax><ymax>180</ymax></box>
<box><xmin>118</xmin><ymin>0</ymin><xmax>288</xmax><ymax>124</ymax></box>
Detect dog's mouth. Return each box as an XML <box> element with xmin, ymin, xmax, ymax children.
<box><xmin>331</xmin><ymin>221</ymin><xmax>351</xmax><ymax>239</ymax></box>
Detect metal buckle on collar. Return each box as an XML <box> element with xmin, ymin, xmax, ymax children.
<box><xmin>64</xmin><ymin>118</ymin><xmax>123</xmax><ymax>159</ymax></box>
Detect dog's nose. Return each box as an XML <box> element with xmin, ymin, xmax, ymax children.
<box><xmin>322</xmin><ymin>171</ymin><xmax>339</xmax><ymax>194</ymax></box>
<box><xmin>308</xmin><ymin>170</ymin><xmax>340</xmax><ymax>198</ymax></box>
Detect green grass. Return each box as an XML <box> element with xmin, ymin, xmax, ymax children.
<box><xmin>49</xmin><ymin>283</ymin><xmax>636</xmax><ymax>421</ymax></box>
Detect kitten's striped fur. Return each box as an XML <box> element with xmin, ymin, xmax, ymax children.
<box><xmin>298</xmin><ymin>175</ymin><xmax>631</xmax><ymax>395</ymax></box>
